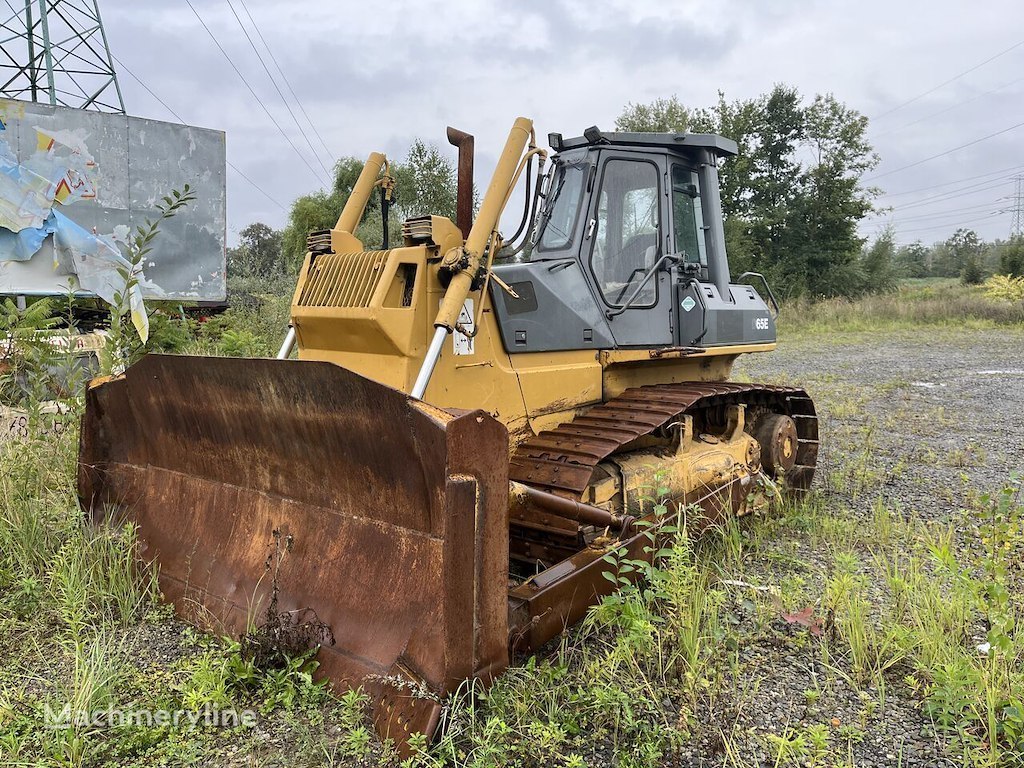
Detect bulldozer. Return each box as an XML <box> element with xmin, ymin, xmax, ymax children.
<box><xmin>78</xmin><ymin>117</ymin><xmax>817</xmax><ymax>749</ymax></box>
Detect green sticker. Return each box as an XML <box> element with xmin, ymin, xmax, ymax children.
<box><xmin>681</xmin><ymin>296</ymin><xmax>696</xmax><ymax>312</ymax></box>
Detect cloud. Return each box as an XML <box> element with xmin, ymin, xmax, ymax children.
<box><xmin>103</xmin><ymin>0</ymin><xmax>1024</xmax><ymax>245</ymax></box>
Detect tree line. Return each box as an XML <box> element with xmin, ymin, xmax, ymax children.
<box><xmin>882</xmin><ymin>228</ymin><xmax>1024</xmax><ymax>284</ymax></box>
<box><xmin>227</xmin><ymin>85</ymin><xmax>1024</xmax><ymax>302</ymax></box>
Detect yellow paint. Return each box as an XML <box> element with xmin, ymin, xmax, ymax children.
<box><xmin>289</xmin><ymin>120</ymin><xmax>774</xmax><ymax>446</ymax></box>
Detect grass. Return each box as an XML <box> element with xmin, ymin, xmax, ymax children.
<box><xmin>2</xmin><ymin>280</ymin><xmax>1023</xmax><ymax>766</ymax></box>
<box><xmin>779</xmin><ymin>278</ymin><xmax>1024</xmax><ymax>335</ymax></box>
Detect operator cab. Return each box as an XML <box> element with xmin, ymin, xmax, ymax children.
<box><xmin>490</xmin><ymin>128</ymin><xmax>778</xmax><ymax>352</ymax></box>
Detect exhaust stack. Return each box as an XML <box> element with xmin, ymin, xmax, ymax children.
<box><xmin>446</xmin><ymin>126</ymin><xmax>475</xmax><ymax>239</ymax></box>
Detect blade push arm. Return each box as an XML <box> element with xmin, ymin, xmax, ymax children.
<box><xmin>411</xmin><ymin>117</ymin><xmax>534</xmax><ymax>399</ymax></box>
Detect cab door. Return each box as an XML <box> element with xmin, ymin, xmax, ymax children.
<box><xmin>581</xmin><ymin>151</ymin><xmax>673</xmax><ymax>348</ymax></box>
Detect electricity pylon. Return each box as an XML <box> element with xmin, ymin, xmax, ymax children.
<box><xmin>1012</xmin><ymin>174</ymin><xmax>1024</xmax><ymax>239</ymax></box>
<box><xmin>0</xmin><ymin>0</ymin><xmax>124</xmax><ymax>113</ymax></box>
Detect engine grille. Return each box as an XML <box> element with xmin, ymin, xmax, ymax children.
<box><xmin>297</xmin><ymin>251</ymin><xmax>390</xmax><ymax>308</ymax></box>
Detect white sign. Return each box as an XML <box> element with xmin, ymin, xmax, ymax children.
<box><xmin>454</xmin><ymin>299</ymin><xmax>474</xmax><ymax>356</ymax></box>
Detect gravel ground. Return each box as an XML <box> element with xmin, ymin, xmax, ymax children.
<box><xmin>739</xmin><ymin>326</ymin><xmax>1024</xmax><ymax>516</ymax></box>
<box><xmin>122</xmin><ymin>327</ymin><xmax>1024</xmax><ymax>767</ymax></box>
<box><xmin>693</xmin><ymin>326</ymin><xmax>1024</xmax><ymax>768</ymax></box>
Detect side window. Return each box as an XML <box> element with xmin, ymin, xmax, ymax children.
<box><xmin>671</xmin><ymin>164</ymin><xmax>706</xmax><ymax>265</ymax></box>
<box><xmin>590</xmin><ymin>159</ymin><xmax>660</xmax><ymax>306</ymax></box>
<box><xmin>538</xmin><ymin>161</ymin><xmax>586</xmax><ymax>251</ymax></box>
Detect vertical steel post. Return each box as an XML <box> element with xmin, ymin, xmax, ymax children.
<box><xmin>697</xmin><ymin>148</ymin><xmax>732</xmax><ymax>302</ymax></box>
<box><xmin>90</xmin><ymin>0</ymin><xmax>124</xmax><ymax>111</ymax></box>
<box><xmin>25</xmin><ymin>1</ymin><xmax>37</xmax><ymax>102</ymax></box>
<box><xmin>36</xmin><ymin>0</ymin><xmax>56</xmax><ymax>105</ymax></box>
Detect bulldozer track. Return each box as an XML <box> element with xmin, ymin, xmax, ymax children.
<box><xmin>509</xmin><ymin>382</ymin><xmax>818</xmax><ymax>498</ymax></box>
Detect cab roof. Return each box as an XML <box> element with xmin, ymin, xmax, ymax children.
<box><xmin>552</xmin><ymin>128</ymin><xmax>738</xmax><ymax>158</ymax></box>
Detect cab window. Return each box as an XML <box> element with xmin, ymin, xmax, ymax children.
<box><xmin>671</xmin><ymin>164</ymin><xmax>706</xmax><ymax>265</ymax></box>
<box><xmin>590</xmin><ymin>159</ymin><xmax>660</xmax><ymax>306</ymax></box>
<box><xmin>537</xmin><ymin>159</ymin><xmax>587</xmax><ymax>251</ymax></box>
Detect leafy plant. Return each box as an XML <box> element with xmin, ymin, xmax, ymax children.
<box><xmin>181</xmin><ymin>639</ymin><xmax>329</xmax><ymax>716</ymax></box>
<box><xmin>0</xmin><ymin>297</ymin><xmax>61</xmax><ymax>406</ymax></box>
<box><xmin>765</xmin><ymin>727</ymin><xmax>808</xmax><ymax>766</ymax></box>
<box><xmin>102</xmin><ymin>185</ymin><xmax>196</xmax><ymax>374</ymax></box>
<box><xmin>983</xmin><ymin>274</ymin><xmax>1024</xmax><ymax>303</ymax></box>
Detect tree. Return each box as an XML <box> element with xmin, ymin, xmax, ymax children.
<box><xmin>282</xmin><ymin>188</ymin><xmax>345</xmax><ymax>271</ymax></box>
<box><xmin>943</xmin><ymin>228</ymin><xmax>986</xmax><ymax>284</ymax></box>
<box><xmin>616</xmin><ymin>86</ymin><xmax>879</xmax><ymax>298</ymax></box>
<box><xmin>858</xmin><ymin>227</ymin><xmax>899</xmax><ymax>294</ymax></box>
<box><xmin>895</xmin><ymin>241</ymin><xmax>929</xmax><ymax>278</ymax></box>
<box><xmin>228</xmin><ymin>222</ymin><xmax>285</xmax><ymax>279</ymax></box>
<box><xmin>961</xmin><ymin>253</ymin><xmax>984</xmax><ymax>285</ymax></box>
<box><xmin>392</xmin><ymin>139</ymin><xmax>458</xmax><ymax>221</ymax></box>
<box><xmin>615</xmin><ymin>97</ymin><xmax>692</xmax><ymax>133</ymax></box>
<box><xmin>999</xmin><ymin>236</ymin><xmax>1024</xmax><ymax>277</ymax></box>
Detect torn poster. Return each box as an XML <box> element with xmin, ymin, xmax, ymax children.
<box><xmin>0</xmin><ymin>128</ymin><xmax>149</xmax><ymax>341</ymax></box>
<box><xmin>0</xmin><ymin>100</ymin><xmax>226</xmax><ymax>303</ymax></box>
<box><xmin>0</xmin><ymin>136</ymin><xmax>60</xmax><ymax>232</ymax></box>
<box><xmin>51</xmin><ymin>210</ymin><xmax>149</xmax><ymax>342</ymax></box>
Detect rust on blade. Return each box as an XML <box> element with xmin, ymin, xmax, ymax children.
<box><xmin>78</xmin><ymin>354</ymin><xmax>509</xmax><ymax>753</ymax></box>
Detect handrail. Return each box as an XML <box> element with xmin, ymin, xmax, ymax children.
<box><xmin>606</xmin><ymin>253</ymin><xmax>681</xmax><ymax>320</ymax></box>
<box><xmin>736</xmin><ymin>271</ymin><xmax>780</xmax><ymax>318</ymax></box>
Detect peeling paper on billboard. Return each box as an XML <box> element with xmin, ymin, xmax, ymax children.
<box><xmin>51</xmin><ymin>211</ymin><xmax>149</xmax><ymax>342</ymax></box>
<box><xmin>0</xmin><ymin>137</ymin><xmax>57</xmax><ymax>232</ymax></box>
<box><xmin>0</xmin><ymin>127</ymin><xmax>149</xmax><ymax>342</ymax></box>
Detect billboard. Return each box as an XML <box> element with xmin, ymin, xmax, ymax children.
<box><xmin>0</xmin><ymin>98</ymin><xmax>226</xmax><ymax>306</ymax></box>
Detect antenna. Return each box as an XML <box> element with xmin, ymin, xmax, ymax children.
<box><xmin>0</xmin><ymin>0</ymin><xmax>125</xmax><ymax>113</ymax></box>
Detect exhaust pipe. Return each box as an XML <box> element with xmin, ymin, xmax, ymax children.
<box><xmin>446</xmin><ymin>126</ymin><xmax>474</xmax><ymax>239</ymax></box>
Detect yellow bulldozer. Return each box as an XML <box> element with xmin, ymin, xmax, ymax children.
<box><xmin>78</xmin><ymin>117</ymin><xmax>817</xmax><ymax>749</ymax></box>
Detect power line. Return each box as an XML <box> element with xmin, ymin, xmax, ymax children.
<box><xmin>876</xmin><ymin>162</ymin><xmax>1024</xmax><ymax>199</ymax></box>
<box><xmin>111</xmin><ymin>51</ymin><xmax>286</xmax><ymax>212</ymax></box>
<box><xmin>864</xmin><ymin>118</ymin><xmax>1024</xmax><ymax>182</ymax></box>
<box><xmin>887</xmin><ymin>199</ymin><xmax>1002</xmax><ymax>224</ymax></box>
<box><xmin>872</xmin><ymin>74</ymin><xmax>1024</xmax><ymax>139</ymax></box>
<box><xmin>869</xmin><ymin>211</ymin><xmax>1002</xmax><ymax>239</ymax></box>
<box><xmin>236</xmin><ymin>0</ymin><xmax>334</xmax><ymax>162</ymax></box>
<box><xmin>870</xmin><ymin>176</ymin><xmax>1016</xmax><ymax>223</ymax></box>
<box><xmin>883</xmin><ymin>176</ymin><xmax>1014</xmax><ymax>214</ymax></box>
<box><xmin>184</xmin><ymin>0</ymin><xmax>328</xmax><ymax>187</ymax></box>
<box><xmin>892</xmin><ymin>211</ymin><xmax>1002</xmax><ymax>236</ymax></box>
<box><xmin>222</xmin><ymin>0</ymin><xmax>331</xmax><ymax>179</ymax></box>
<box><xmin>870</xmin><ymin>37</ymin><xmax>1024</xmax><ymax>122</ymax></box>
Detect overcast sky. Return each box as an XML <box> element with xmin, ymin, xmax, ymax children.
<box><xmin>102</xmin><ymin>0</ymin><xmax>1024</xmax><ymax>247</ymax></box>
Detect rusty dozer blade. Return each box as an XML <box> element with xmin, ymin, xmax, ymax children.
<box><xmin>78</xmin><ymin>354</ymin><xmax>509</xmax><ymax>749</ymax></box>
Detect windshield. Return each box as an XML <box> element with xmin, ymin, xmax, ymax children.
<box><xmin>536</xmin><ymin>159</ymin><xmax>587</xmax><ymax>252</ymax></box>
